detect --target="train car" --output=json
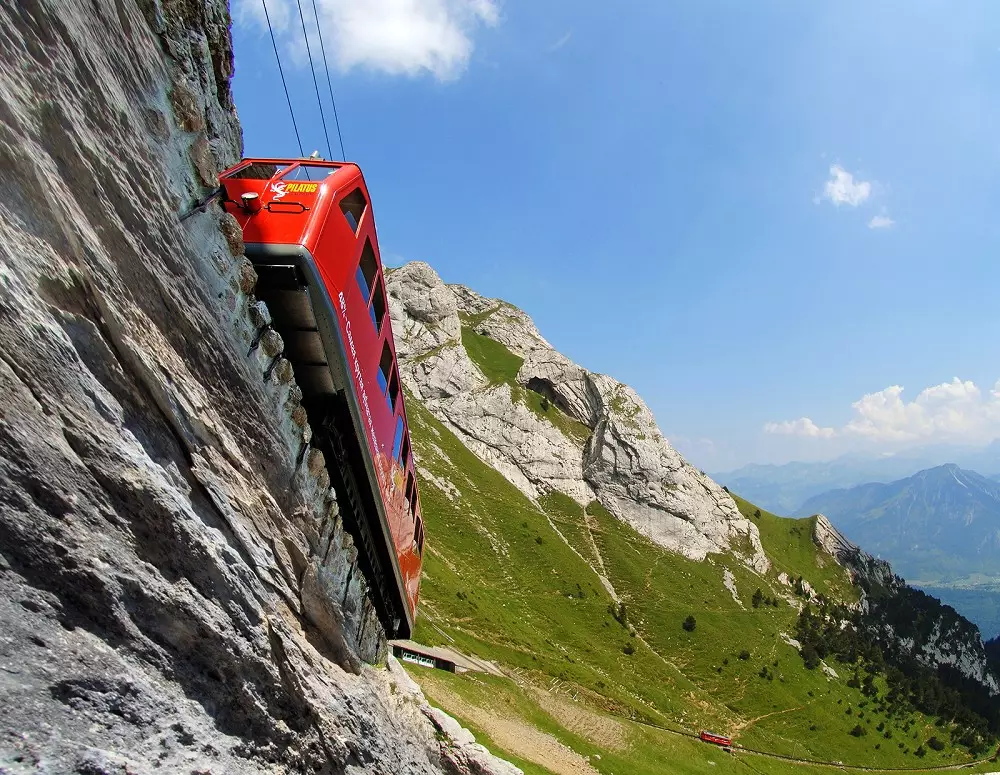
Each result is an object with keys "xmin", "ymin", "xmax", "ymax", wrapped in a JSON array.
[
  {"xmin": 700, "ymin": 731, "xmax": 733, "ymax": 748},
  {"xmin": 218, "ymin": 158, "xmax": 422, "ymax": 638}
]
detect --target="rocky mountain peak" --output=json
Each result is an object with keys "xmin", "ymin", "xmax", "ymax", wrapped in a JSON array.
[{"xmin": 387, "ymin": 262, "xmax": 769, "ymax": 572}]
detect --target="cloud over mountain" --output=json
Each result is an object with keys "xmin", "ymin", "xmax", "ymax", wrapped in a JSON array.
[{"xmin": 766, "ymin": 377, "xmax": 1000, "ymax": 445}]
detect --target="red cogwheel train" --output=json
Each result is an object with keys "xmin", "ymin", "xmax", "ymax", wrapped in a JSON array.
[{"xmin": 219, "ymin": 158, "xmax": 422, "ymax": 638}]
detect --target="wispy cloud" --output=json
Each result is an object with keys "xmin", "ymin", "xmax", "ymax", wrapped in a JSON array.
[
  {"xmin": 550, "ymin": 30, "xmax": 572, "ymax": 51},
  {"xmin": 822, "ymin": 164, "xmax": 872, "ymax": 207},
  {"xmin": 765, "ymin": 378, "xmax": 1000, "ymax": 445},
  {"xmin": 764, "ymin": 418, "xmax": 836, "ymax": 439},
  {"xmin": 868, "ymin": 214, "xmax": 895, "ymax": 229},
  {"xmin": 235, "ymin": 0, "xmax": 500, "ymax": 80}
]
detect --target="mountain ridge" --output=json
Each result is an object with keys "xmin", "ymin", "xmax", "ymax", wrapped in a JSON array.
[
  {"xmin": 385, "ymin": 260, "xmax": 1000, "ymax": 773},
  {"xmin": 387, "ymin": 261, "xmax": 769, "ymax": 572},
  {"xmin": 715, "ymin": 450, "xmax": 1000, "ymax": 516}
]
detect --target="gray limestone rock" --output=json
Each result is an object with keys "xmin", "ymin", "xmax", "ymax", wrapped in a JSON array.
[
  {"xmin": 0, "ymin": 1, "xmax": 515, "ymax": 772},
  {"xmin": 386, "ymin": 263, "xmax": 769, "ymax": 572}
]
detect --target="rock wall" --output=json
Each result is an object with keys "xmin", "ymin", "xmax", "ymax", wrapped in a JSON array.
[
  {"xmin": 388, "ymin": 262, "xmax": 768, "ymax": 572},
  {"xmin": 0, "ymin": 1, "xmax": 516, "ymax": 772}
]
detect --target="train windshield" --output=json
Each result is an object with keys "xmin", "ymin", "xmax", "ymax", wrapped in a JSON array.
[{"xmin": 281, "ymin": 164, "xmax": 341, "ymax": 182}]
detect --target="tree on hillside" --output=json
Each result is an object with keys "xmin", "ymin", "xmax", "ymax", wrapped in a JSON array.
[
  {"xmin": 682, "ymin": 615, "xmax": 697, "ymax": 632},
  {"xmin": 752, "ymin": 588, "xmax": 764, "ymax": 608}
]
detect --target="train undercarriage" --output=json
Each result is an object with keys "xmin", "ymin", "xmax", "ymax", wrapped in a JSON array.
[{"xmin": 248, "ymin": 251, "xmax": 408, "ymax": 647}]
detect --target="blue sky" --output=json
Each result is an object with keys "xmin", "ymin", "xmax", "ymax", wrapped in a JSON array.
[{"xmin": 231, "ymin": 1, "xmax": 1000, "ymax": 471}]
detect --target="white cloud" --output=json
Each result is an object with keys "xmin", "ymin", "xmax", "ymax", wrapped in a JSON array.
[
  {"xmin": 765, "ymin": 378, "xmax": 1000, "ymax": 445},
  {"xmin": 764, "ymin": 418, "xmax": 836, "ymax": 438},
  {"xmin": 868, "ymin": 215, "xmax": 895, "ymax": 229},
  {"xmin": 823, "ymin": 164, "xmax": 872, "ymax": 207},
  {"xmin": 236, "ymin": 0, "xmax": 499, "ymax": 80},
  {"xmin": 236, "ymin": 0, "xmax": 291, "ymax": 33},
  {"xmin": 550, "ymin": 31, "xmax": 572, "ymax": 51}
]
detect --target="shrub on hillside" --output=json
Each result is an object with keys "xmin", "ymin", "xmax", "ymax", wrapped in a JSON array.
[
  {"xmin": 752, "ymin": 588, "xmax": 764, "ymax": 608},
  {"xmin": 915, "ymin": 745, "xmax": 927, "ymax": 757},
  {"xmin": 682, "ymin": 615, "xmax": 697, "ymax": 632},
  {"xmin": 623, "ymin": 642, "xmax": 635, "ymax": 656},
  {"xmin": 927, "ymin": 736, "xmax": 945, "ymax": 751},
  {"xmin": 738, "ymin": 649, "xmax": 751, "ymax": 661},
  {"xmin": 801, "ymin": 643, "xmax": 820, "ymax": 670},
  {"xmin": 850, "ymin": 724, "xmax": 866, "ymax": 737}
]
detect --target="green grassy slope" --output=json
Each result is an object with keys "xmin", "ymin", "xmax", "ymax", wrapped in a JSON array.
[{"xmin": 407, "ymin": 390, "xmax": 987, "ymax": 774}]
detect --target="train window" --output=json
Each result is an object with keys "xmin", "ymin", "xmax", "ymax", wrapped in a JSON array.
[
  {"xmin": 228, "ymin": 162, "xmax": 287, "ymax": 180},
  {"xmin": 282, "ymin": 163, "xmax": 340, "ymax": 182},
  {"xmin": 414, "ymin": 517, "xmax": 424, "ymax": 556},
  {"xmin": 392, "ymin": 417, "xmax": 405, "ymax": 463},
  {"xmin": 405, "ymin": 472, "xmax": 414, "ymax": 510},
  {"xmin": 377, "ymin": 342, "xmax": 392, "ymax": 398},
  {"xmin": 340, "ymin": 188, "xmax": 367, "ymax": 234},
  {"xmin": 370, "ymin": 276, "xmax": 387, "ymax": 333},
  {"xmin": 399, "ymin": 431, "xmax": 410, "ymax": 471},
  {"xmin": 386, "ymin": 367, "xmax": 399, "ymax": 412},
  {"xmin": 356, "ymin": 239, "xmax": 377, "ymax": 304}
]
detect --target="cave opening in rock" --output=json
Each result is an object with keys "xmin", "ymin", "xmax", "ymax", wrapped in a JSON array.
[{"xmin": 525, "ymin": 377, "xmax": 573, "ymax": 417}]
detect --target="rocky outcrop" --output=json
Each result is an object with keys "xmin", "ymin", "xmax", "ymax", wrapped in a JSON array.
[
  {"xmin": 387, "ymin": 262, "xmax": 768, "ymax": 571},
  {"xmin": 0, "ymin": 1, "xmax": 514, "ymax": 771},
  {"xmin": 812, "ymin": 520, "xmax": 999, "ymax": 694},
  {"xmin": 811, "ymin": 514, "xmax": 859, "ymax": 563}
]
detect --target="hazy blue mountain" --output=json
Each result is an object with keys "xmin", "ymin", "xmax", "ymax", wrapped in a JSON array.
[
  {"xmin": 715, "ymin": 443, "xmax": 1000, "ymax": 516},
  {"xmin": 800, "ymin": 464, "xmax": 1000, "ymax": 639},
  {"xmin": 714, "ymin": 454, "xmax": 936, "ymax": 515},
  {"xmin": 800, "ymin": 464, "xmax": 1000, "ymax": 585}
]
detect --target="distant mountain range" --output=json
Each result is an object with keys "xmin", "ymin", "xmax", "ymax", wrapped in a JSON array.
[
  {"xmin": 800, "ymin": 464, "xmax": 1000, "ymax": 638},
  {"xmin": 714, "ymin": 443, "xmax": 1000, "ymax": 516},
  {"xmin": 800, "ymin": 464, "xmax": 1000, "ymax": 583}
]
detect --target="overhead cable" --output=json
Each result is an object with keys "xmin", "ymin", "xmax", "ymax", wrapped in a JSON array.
[
  {"xmin": 293, "ymin": 0, "xmax": 334, "ymax": 160},
  {"xmin": 308, "ymin": 0, "xmax": 347, "ymax": 160},
  {"xmin": 261, "ymin": 0, "xmax": 304, "ymax": 158}
]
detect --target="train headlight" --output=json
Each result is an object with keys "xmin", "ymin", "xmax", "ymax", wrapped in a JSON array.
[{"xmin": 241, "ymin": 192, "xmax": 262, "ymax": 213}]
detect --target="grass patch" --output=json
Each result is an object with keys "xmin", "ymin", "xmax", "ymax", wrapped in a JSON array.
[
  {"xmin": 405, "ymin": 362, "xmax": 981, "ymax": 770},
  {"xmin": 731, "ymin": 494, "xmax": 857, "ymax": 602},
  {"xmin": 461, "ymin": 326, "xmax": 523, "ymax": 385}
]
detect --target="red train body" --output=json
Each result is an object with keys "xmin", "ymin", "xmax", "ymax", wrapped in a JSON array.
[
  {"xmin": 700, "ymin": 731, "xmax": 733, "ymax": 748},
  {"xmin": 218, "ymin": 158, "xmax": 422, "ymax": 638}
]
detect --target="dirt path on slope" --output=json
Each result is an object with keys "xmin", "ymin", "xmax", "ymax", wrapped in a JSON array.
[
  {"xmin": 418, "ymin": 676, "xmax": 601, "ymax": 775},
  {"xmin": 528, "ymin": 686, "xmax": 629, "ymax": 751}
]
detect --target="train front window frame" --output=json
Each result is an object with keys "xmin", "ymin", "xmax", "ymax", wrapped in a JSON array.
[
  {"xmin": 281, "ymin": 163, "xmax": 341, "ymax": 182},
  {"xmin": 227, "ymin": 162, "xmax": 288, "ymax": 180}
]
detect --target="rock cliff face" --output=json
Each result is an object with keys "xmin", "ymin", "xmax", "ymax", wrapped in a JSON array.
[
  {"xmin": 387, "ymin": 262, "xmax": 768, "ymax": 572},
  {"xmin": 812, "ymin": 516, "xmax": 999, "ymax": 694},
  {"xmin": 0, "ymin": 1, "xmax": 516, "ymax": 772}
]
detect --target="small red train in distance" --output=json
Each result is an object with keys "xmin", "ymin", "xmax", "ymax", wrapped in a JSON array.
[
  {"xmin": 218, "ymin": 158, "xmax": 422, "ymax": 639},
  {"xmin": 700, "ymin": 731, "xmax": 733, "ymax": 748}
]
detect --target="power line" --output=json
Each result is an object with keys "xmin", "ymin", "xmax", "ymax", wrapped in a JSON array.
[
  {"xmin": 293, "ymin": 0, "xmax": 333, "ymax": 160},
  {"xmin": 261, "ymin": 0, "xmax": 304, "ymax": 158},
  {"xmin": 308, "ymin": 0, "xmax": 346, "ymax": 160}
]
